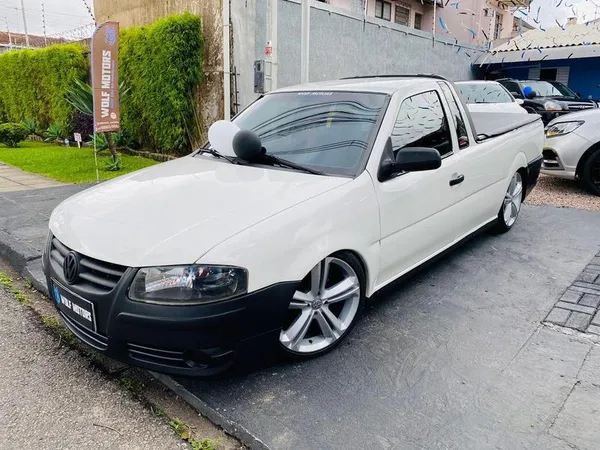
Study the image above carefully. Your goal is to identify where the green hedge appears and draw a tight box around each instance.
[0,44,88,129]
[120,13,204,154]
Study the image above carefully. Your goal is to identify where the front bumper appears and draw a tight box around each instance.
[43,234,298,376]
[542,132,592,180]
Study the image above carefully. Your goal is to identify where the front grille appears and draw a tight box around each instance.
[59,311,108,351]
[50,237,127,293]
[127,343,189,368]
[568,104,594,112]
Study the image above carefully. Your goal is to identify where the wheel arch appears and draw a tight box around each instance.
[332,249,370,296]
[576,142,600,178]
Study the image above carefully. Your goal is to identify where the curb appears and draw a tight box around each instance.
[0,228,268,450]
[0,229,42,273]
[151,373,269,450]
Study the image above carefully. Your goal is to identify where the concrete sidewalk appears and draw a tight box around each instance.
[0,163,64,192]
[0,286,186,450]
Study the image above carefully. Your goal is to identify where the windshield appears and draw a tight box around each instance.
[523,81,565,97]
[548,81,578,97]
[230,91,387,176]
[455,82,514,104]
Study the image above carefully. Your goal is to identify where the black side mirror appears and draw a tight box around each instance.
[379,138,441,181]
[232,129,263,162]
[526,90,537,100]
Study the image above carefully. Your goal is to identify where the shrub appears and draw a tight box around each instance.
[20,118,37,136]
[72,111,93,141]
[0,123,28,147]
[120,13,204,154]
[45,123,69,142]
[0,44,88,131]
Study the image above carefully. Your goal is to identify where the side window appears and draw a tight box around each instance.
[504,81,523,99]
[391,91,453,157]
[439,82,469,149]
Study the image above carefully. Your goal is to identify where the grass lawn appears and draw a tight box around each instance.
[0,141,158,183]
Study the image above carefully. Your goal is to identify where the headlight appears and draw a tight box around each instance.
[129,265,248,305]
[544,101,563,111]
[545,121,584,137]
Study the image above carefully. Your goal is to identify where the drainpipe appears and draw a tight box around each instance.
[271,0,278,89]
[301,0,310,83]
[223,0,231,120]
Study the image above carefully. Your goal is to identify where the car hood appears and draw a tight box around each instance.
[50,156,351,267]
[548,108,600,125]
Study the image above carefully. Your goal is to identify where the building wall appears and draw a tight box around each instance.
[488,58,600,100]
[234,0,483,109]
[94,0,224,134]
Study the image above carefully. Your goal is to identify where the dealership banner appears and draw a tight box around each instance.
[91,22,120,133]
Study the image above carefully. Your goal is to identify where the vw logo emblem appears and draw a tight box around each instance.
[63,251,80,284]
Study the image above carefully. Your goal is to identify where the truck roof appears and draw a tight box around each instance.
[273,76,447,95]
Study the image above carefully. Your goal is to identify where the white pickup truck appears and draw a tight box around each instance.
[43,75,544,376]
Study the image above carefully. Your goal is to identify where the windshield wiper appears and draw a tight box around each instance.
[195,147,240,165]
[261,153,325,175]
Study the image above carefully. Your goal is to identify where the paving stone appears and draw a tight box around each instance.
[560,290,582,304]
[571,285,600,296]
[586,324,600,335]
[593,311,600,326]
[578,272,599,284]
[565,312,593,331]
[579,294,600,309]
[593,257,600,266]
[574,281,600,291]
[545,307,571,326]
[555,301,597,315]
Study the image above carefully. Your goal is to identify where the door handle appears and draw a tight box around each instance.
[449,173,465,186]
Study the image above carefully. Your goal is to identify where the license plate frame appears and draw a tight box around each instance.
[51,279,97,332]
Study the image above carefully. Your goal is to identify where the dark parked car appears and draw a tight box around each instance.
[497,78,597,124]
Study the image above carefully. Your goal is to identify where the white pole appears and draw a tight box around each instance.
[300,0,310,83]
[5,18,12,50]
[271,0,278,89]
[42,3,47,46]
[19,0,29,47]
[223,0,231,120]
[93,134,99,183]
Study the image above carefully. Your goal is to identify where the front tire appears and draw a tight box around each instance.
[582,149,600,196]
[279,251,365,360]
[493,171,524,234]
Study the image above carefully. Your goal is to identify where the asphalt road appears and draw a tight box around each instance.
[176,205,600,450]
[0,287,186,450]
[2,185,600,449]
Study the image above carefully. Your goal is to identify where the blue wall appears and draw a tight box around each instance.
[485,58,600,100]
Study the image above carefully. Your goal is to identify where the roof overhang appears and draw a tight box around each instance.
[475,44,600,65]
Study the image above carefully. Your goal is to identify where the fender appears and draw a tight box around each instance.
[198,172,382,295]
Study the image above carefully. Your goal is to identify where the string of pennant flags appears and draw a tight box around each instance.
[431,0,600,61]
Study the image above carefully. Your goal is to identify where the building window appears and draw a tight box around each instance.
[494,13,503,39]
[375,0,392,21]
[394,2,411,26]
[414,12,423,30]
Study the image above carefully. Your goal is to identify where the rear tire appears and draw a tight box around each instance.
[278,251,366,361]
[492,171,524,234]
[582,149,600,196]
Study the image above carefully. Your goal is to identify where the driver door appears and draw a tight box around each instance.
[373,89,471,288]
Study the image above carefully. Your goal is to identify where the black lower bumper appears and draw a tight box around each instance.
[43,239,298,376]
[525,154,543,198]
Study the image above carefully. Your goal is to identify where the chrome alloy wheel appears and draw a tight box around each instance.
[279,257,361,354]
[503,171,523,228]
